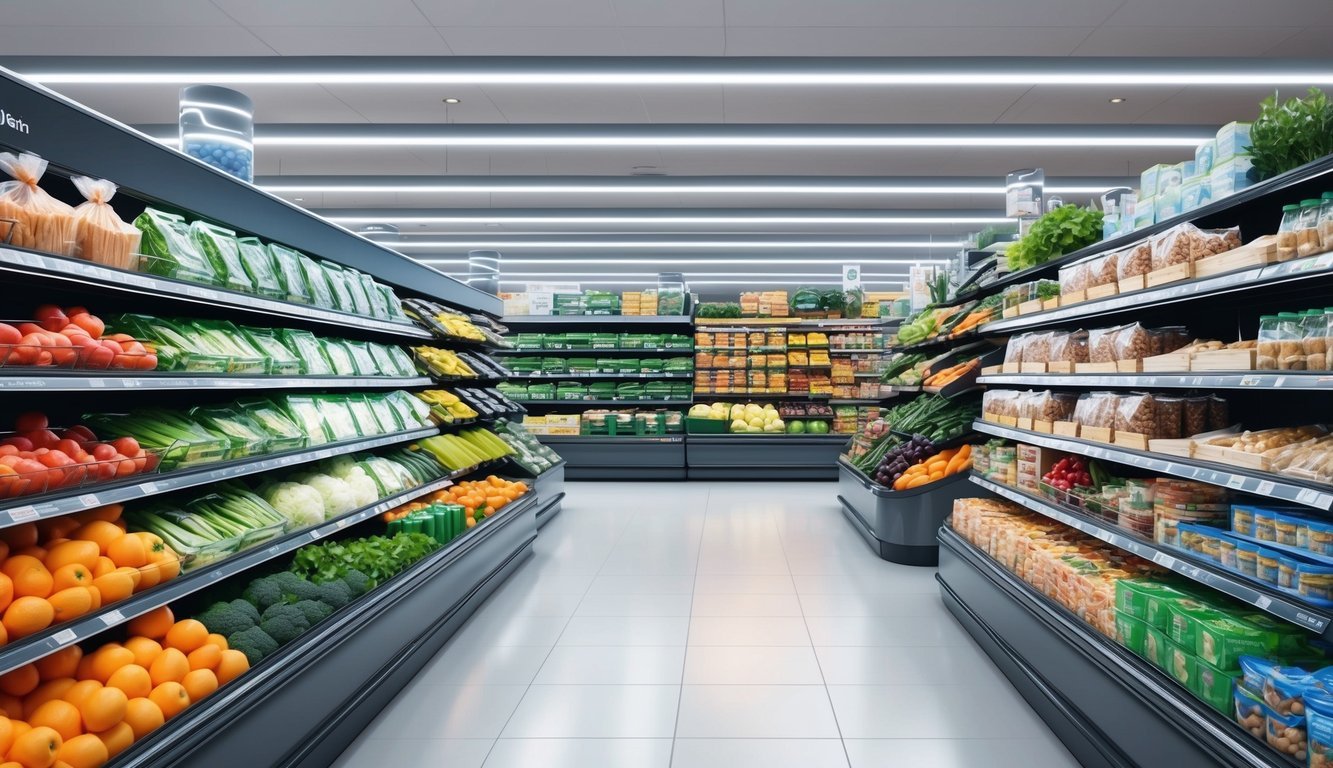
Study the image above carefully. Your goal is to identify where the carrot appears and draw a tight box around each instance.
[905,474,932,489]
[928,471,944,481]
[893,475,910,491]
[945,453,967,475]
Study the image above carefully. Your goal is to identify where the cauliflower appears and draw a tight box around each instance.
[264,482,326,527]
[322,455,361,479]
[345,472,380,507]
[296,473,357,517]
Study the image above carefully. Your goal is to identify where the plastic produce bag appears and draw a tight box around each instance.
[1058,261,1088,295]
[341,267,374,316]
[276,329,333,375]
[320,263,357,311]
[1048,330,1089,363]
[190,221,254,293]
[1088,326,1121,363]
[134,208,217,284]
[70,177,139,269]
[1086,253,1119,288]
[266,243,311,304]
[0,152,76,256]
[1118,242,1153,281]
[1074,391,1119,429]
[297,254,336,308]
[321,338,357,374]
[236,237,284,298]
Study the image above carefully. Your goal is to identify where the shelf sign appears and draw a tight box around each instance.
[0,108,30,135]
[842,264,861,291]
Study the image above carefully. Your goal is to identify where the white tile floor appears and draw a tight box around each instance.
[334,482,1081,768]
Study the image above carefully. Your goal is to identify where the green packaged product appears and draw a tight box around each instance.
[239,327,303,376]
[1167,641,1196,688]
[386,389,432,427]
[1143,625,1170,670]
[342,395,382,436]
[1193,656,1240,713]
[190,406,272,459]
[1115,579,1192,629]
[321,262,357,311]
[342,340,381,376]
[319,397,361,440]
[321,339,357,375]
[134,208,218,285]
[1193,614,1283,669]
[236,237,285,298]
[360,273,390,318]
[189,319,270,374]
[189,221,254,293]
[297,254,336,308]
[235,397,307,452]
[267,243,312,304]
[277,329,333,375]
[1167,599,1230,648]
[367,343,414,377]
[341,267,374,316]
[366,395,404,433]
[378,284,409,321]
[279,395,333,445]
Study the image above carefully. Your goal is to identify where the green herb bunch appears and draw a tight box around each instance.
[1006,204,1103,271]
[1248,87,1333,180]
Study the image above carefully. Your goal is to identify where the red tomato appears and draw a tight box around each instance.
[13,413,47,433]
[91,443,116,461]
[33,304,68,332]
[111,437,141,457]
[0,323,20,346]
[84,345,114,369]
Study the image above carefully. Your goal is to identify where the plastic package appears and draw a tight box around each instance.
[1278,312,1308,370]
[320,398,361,440]
[1023,331,1053,364]
[1004,334,1028,364]
[361,273,391,318]
[134,209,218,284]
[1158,326,1191,354]
[236,237,285,298]
[321,263,357,311]
[321,339,356,374]
[1257,314,1280,370]
[1298,199,1324,258]
[277,329,334,375]
[1033,391,1077,422]
[190,221,254,293]
[1118,242,1153,281]
[267,244,312,304]
[1088,326,1121,363]
[1208,395,1230,432]
[1302,309,1328,371]
[280,396,333,445]
[1086,252,1119,288]
[1155,396,1183,439]
[297,254,336,308]
[342,340,381,376]
[1059,261,1089,295]
[239,327,302,375]
[1073,391,1118,429]
[1114,393,1156,436]
[1324,308,1333,371]
[70,177,139,270]
[1190,226,1243,262]
[1112,323,1160,361]
[1277,204,1302,262]
[0,152,76,256]
[341,267,374,316]
[1048,330,1090,363]
[1183,397,1209,436]
[1151,225,1194,270]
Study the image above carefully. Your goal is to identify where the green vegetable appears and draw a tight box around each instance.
[820,289,845,311]
[316,579,354,609]
[259,603,311,644]
[696,302,742,318]
[190,221,254,293]
[228,626,279,665]
[790,288,823,313]
[291,599,335,625]
[341,569,372,597]
[1248,87,1333,180]
[242,576,288,611]
[1006,204,1103,271]
[196,600,258,637]
[289,532,440,588]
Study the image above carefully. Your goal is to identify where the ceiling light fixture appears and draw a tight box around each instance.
[1109,97,1127,103]
[390,239,964,249]
[262,179,1123,196]
[442,97,461,104]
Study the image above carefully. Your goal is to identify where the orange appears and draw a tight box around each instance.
[180,669,217,703]
[35,648,81,682]
[90,722,131,760]
[77,687,125,733]
[0,717,13,757]
[214,650,248,686]
[60,681,101,710]
[163,621,207,655]
[185,644,220,673]
[0,574,14,613]
[0,665,38,698]
[47,589,91,624]
[2,597,53,640]
[85,647,133,685]
[87,561,112,581]
[150,551,180,583]
[124,607,172,640]
[0,694,22,720]
[48,567,88,594]
[2,559,52,602]
[147,649,187,687]
[88,725,128,762]
[103,666,149,700]
[87,573,130,606]
[120,638,160,670]
[81,589,98,614]
[203,634,227,652]
[129,534,166,563]
[12,550,46,566]
[28,700,80,741]
[120,699,161,741]
[0,525,37,551]
[22,680,75,720]
[42,543,97,574]
[147,682,188,720]
[102,537,143,570]
[53,735,105,768]
[111,568,139,591]
[68,523,121,556]
[8,726,61,768]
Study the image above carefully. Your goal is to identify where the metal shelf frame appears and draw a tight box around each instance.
[0,372,433,392]
[979,371,1333,391]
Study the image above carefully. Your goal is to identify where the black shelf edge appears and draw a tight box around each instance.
[827,398,887,405]
[973,420,1333,511]
[0,373,433,392]
[0,427,440,526]
[495,347,694,355]
[537,435,685,444]
[0,247,434,341]
[687,434,848,443]
[939,527,1291,768]
[971,474,1332,636]
[505,372,694,380]
[0,467,512,678]
[978,371,1333,391]
[513,399,691,407]
[890,332,982,355]
[502,315,693,326]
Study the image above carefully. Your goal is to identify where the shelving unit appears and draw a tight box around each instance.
[0,68,551,768]
[534,435,686,480]
[979,371,1333,390]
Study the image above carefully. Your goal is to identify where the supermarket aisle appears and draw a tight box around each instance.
[334,482,1079,768]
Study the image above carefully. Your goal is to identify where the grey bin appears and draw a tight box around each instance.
[838,459,991,566]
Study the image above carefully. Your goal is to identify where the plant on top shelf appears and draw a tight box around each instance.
[1247,87,1333,181]
[1005,204,1104,272]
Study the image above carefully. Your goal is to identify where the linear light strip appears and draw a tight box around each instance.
[265,183,1111,195]
[157,135,1204,148]
[330,215,1012,225]
[394,240,963,249]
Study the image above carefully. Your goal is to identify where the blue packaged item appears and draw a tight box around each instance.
[1234,681,1266,738]
[1305,688,1333,766]
[1308,519,1333,557]
[1239,655,1278,694]
[1264,703,1307,759]
[1195,140,1216,176]
[1279,555,1300,589]
[1235,541,1260,578]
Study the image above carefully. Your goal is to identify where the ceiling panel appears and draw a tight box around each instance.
[212,0,434,26]
[320,84,508,123]
[1072,26,1301,56]
[43,83,369,123]
[439,27,627,55]
[247,26,452,56]
[720,84,1030,124]
[612,0,725,26]
[416,0,618,28]
[1269,27,1333,56]
[1132,88,1275,125]
[2,0,234,26]
[1103,0,1330,27]
[722,26,1093,56]
[481,85,650,121]
[639,86,726,123]
[618,27,726,55]
[722,0,1113,28]
[0,26,273,56]
[997,85,1185,125]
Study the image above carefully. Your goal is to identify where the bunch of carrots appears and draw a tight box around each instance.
[923,358,979,388]
[949,307,996,337]
[892,444,972,491]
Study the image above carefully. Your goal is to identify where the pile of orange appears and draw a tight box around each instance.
[0,504,181,646]
[0,605,247,767]
[439,476,527,528]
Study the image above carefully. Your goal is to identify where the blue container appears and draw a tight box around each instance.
[179,85,254,183]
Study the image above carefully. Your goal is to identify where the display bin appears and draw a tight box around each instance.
[685,416,729,434]
[838,458,987,566]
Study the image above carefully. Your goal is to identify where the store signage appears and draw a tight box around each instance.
[842,264,861,291]
[0,108,30,135]
[909,265,935,311]
[1006,168,1044,219]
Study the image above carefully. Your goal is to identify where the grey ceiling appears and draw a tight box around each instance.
[2,0,1329,288]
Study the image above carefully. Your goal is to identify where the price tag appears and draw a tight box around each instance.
[77,494,99,507]
[1298,488,1322,505]
[88,378,106,388]
[336,518,349,529]
[1254,596,1272,610]
[1274,377,1286,388]
[139,482,158,494]
[309,531,321,540]
[1152,552,1176,569]
[51,629,77,644]
[1239,376,1261,387]
[100,610,125,626]
[1256,481,1276,496]
[1226,476,1247,490]
[8,506,38,523]
[1316,252,1333,270]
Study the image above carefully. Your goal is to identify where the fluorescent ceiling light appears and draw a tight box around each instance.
[157,133,1203,148]
[425,258,949,266]
[392,240,963,249]
[329,214,1011,226]
[19,56,1333,86]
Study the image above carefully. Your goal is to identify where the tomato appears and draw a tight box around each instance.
[33,304,68,332]
[0,323,20,346]
[13,413,47,433]
[68,311,104,339]
[111,437,141,458]
[84,345,114,369]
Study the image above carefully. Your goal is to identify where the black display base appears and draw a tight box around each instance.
[837,495,939,566]
[567,466,688,480]
[685,435,845,480]
[937,526,1288,768]
[539,436,687,481]
[113,496,539,768]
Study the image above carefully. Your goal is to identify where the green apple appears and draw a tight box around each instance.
[787,420,807,434]
[808,420,830,434]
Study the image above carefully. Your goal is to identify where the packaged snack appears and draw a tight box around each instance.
[1309,519,1333,558]
[236,237,285,298]
[1004,334,1028,364]
[1181,397,1208,436]
[1256,547,1282,585]
[1307,689,1333,768]
[0,152,76,256]
[1167,599,1230,648]
[1235,681,1267,739]
[1304,309,1328,371]
[1167,641,1195,687]
[1298,199,1324,259]
[1088,326,1121,363]
[134,208,218,284]
[1194,656,1236,713]
[1048,330,1089,363]
[1114,392,1156,436]
[1118,242,1153,281]
[69,177,139,270]
[1278,312,1308,371]
[1236,542,1260,577]
[190,221,254,293]
[1112,323,1159,361]
[1299,561,1333,601]
[1058,260,1089,295]
[1023,332,1053,364]
[1086,252,1120,288]
[1151,224,1195,270]
[1257,314,1280,370]
[1208,396,1230,431]
[1073,391,1119,429]
[1191,226,1242,262]
[1154,396,1183,439]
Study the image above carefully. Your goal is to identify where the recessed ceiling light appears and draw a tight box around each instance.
[293,197,304,202]
[442,97,461,104]
[1109,97,1126,103]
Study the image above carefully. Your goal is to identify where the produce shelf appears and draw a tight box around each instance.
[111,493,538,768]
[891,332,980,355]
[0,464,505,678]
[971,474,1333,637]
[973,420,1333,511]
[0,427,439,527]
[496,347,693,355]
[0,247,434,341]
[535,435,685,480]
[503,315,692,327]
[506,372,694,380]
[514,398,690,407]
[829,348,890,355]
[838,458,982,565]
[978,371,1333,391]
[827,398,886,405]
[686,434,846,480]
[0,373,433,392]
[938,526,1289,768]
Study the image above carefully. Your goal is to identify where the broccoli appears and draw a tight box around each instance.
[341,569,371,597]
[231,598,261,625]
[315,579,354,609]
[270,571,322,603]
[241,576,286,611]
[291,600,334,625]
[228,626,279,665]
[259,603,311,645]
[196,600,257,637]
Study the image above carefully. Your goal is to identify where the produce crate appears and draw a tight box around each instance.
[685,417,729,434]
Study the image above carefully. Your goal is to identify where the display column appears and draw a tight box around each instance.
[179,84,254,183]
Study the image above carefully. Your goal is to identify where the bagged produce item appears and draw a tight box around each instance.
[1152,223,1242,270]
[1085,252,1119,288]
[1191,226,1242,262]
[1112,323,1162,361]
[267,243,312,304]
[279,395,333,445]
[1114,392,1157,436]
[1155,396,1183,439]
[321,262,357,311]
[1277,312,1308,371]
[1118,241,1153,281]
[236,236,285,298]
[321,338,357,374]
[70,176,139,269]
[1003,333,1028,364]
[341,267,374,316]
[360,272,391,318]
[1073,391,1118,429]
[342,340,380,376]
[1088,325,1122,363]
[135,208,218,284]
[0,152,76,256]
[190,221,254,293]
[1058,260,1088,295]
[1030,391,1076,422]
[297,253,336,308]
[239,327,303,375]
[277,328,334,375]
[1048,330,1089,363]
[1023,331,1053,364]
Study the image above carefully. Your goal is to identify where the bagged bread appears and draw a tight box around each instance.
[71,177,140,270]
[0,152,76,256]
